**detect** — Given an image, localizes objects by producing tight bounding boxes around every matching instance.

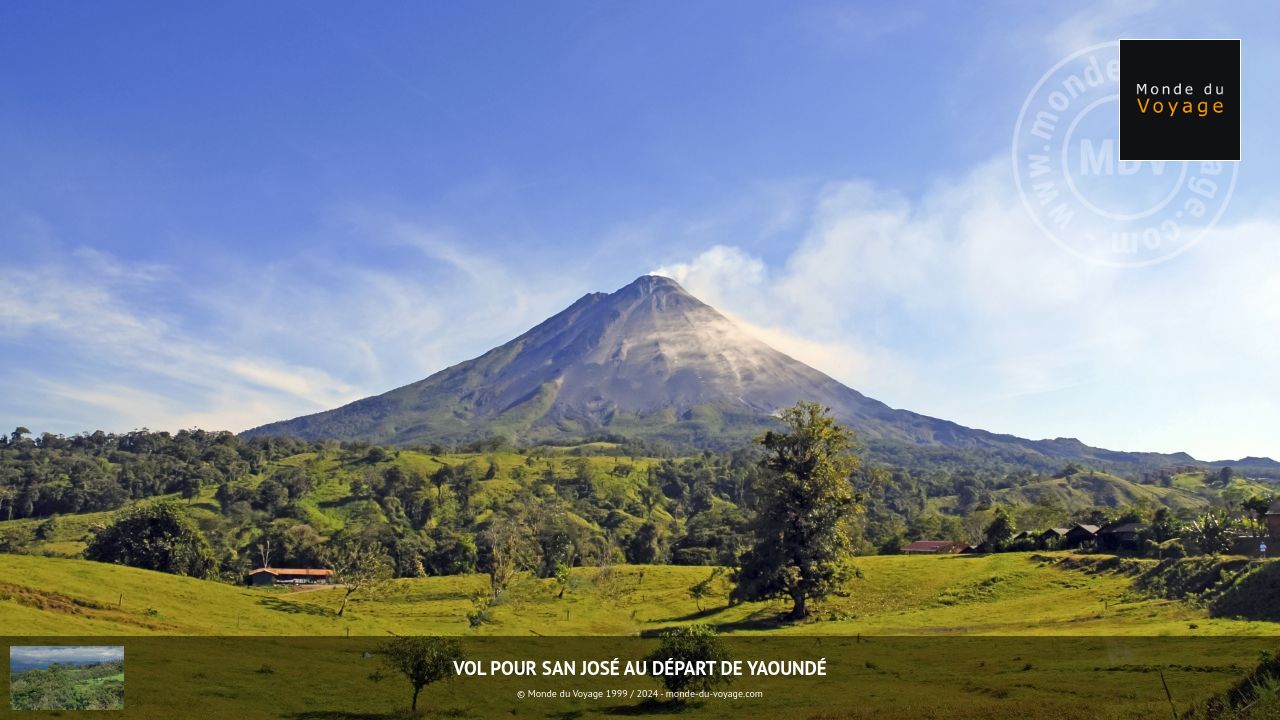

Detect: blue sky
[2,1,1277,460]
[10,645,124,670]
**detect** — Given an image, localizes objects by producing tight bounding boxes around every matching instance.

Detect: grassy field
[0,634,1266,720]
[3,552,1279,638]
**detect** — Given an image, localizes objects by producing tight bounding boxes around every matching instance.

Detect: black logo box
[1119,39,1240,161]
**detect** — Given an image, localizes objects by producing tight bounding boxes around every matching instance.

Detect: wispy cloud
[0,253,361,433]
[0,213,579,436]
[1045,0,1162,55]
[800,4,926,49]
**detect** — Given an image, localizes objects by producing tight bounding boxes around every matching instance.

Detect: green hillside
[2,447,663,560]
[6,443,1275,581]
[4,552,1280,637]
[928,467,1273,516]
[9,658,125,711]
[992,469,1206,510]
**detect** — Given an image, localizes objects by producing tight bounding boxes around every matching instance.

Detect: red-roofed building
[247,567,334,586]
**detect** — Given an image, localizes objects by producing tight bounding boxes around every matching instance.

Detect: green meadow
[3,551,1279,637]
[2,548,1280,632]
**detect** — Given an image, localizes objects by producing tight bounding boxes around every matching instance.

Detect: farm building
[1268,500,1280,540]
[1097,522,1147,552]
[1038,528,1069,548]
[247,567,334,586]
[902,540,971,554]
[1063,524,1101,549]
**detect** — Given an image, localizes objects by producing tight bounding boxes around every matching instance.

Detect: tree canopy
[85,500,215,577]
[379,636,463,712]
[731,402,861,619]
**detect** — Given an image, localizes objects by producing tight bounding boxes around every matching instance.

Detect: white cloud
[653,245,768,301]
[654,157,1280,461]
[10,646,123,666]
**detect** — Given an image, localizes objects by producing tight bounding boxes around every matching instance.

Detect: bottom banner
[2,636,1275,719]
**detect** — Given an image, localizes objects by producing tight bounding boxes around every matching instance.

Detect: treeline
[2,425,1275,586]
[9,661,125,711]
[0,426,318,521]
[206,448,767,582]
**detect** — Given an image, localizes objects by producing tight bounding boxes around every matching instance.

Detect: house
[1062,524,1101,549]
[1038,528,1069,548]
[1001,530,1037,550]
[1268,500,1280,540]
[902,540,971,555]
[247,567,334,586]
[1098,522,1147,552]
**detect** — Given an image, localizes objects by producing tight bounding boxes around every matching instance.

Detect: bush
[1211,564,1280,622]
[1008,537,1038,552]
[1183,510,1237,556]
[645,624,731,698]
[1140,538,1161,559]
[85,501,215,577]
[1140,538,1186,559]
[1159,538,1187,559]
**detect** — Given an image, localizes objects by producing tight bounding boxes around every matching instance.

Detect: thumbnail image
[9,646,124,711]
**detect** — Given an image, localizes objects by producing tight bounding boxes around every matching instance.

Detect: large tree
[379,636,463,712]
[84,501,215,577]
[479,513,539,600]
[326,535,394,617]
[731,402,860,620]
[982,507,1016,552]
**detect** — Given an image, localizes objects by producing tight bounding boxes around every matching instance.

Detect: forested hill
[0,427,313,520]
[2,427,1276,583]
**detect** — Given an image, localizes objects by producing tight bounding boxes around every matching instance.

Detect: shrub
[85,501,215,577]
[645,624,731,698]
[1159,538,1187,559]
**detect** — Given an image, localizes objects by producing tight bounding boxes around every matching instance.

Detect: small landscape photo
[9,645,124,711]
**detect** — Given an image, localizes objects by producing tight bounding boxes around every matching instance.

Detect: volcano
[243,275,1206,469]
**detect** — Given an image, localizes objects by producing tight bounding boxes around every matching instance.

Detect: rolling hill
[4,551,1279,637]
